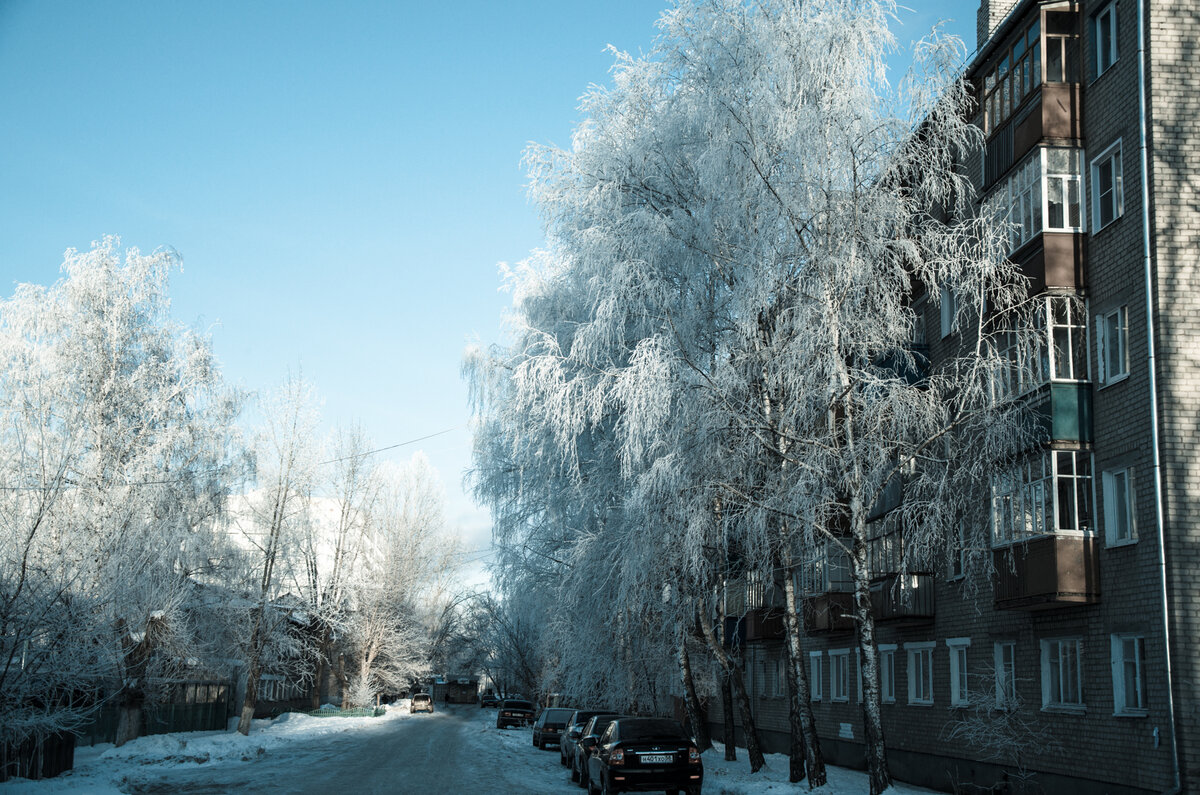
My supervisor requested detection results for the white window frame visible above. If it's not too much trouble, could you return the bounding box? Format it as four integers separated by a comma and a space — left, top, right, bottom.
1111, 634, 1147, 716
1102, 467, 1136, 546
830, 649, 851, 702
906, 642, 936, 706
1041, 638, 1085, 711
879, 645, 897, 704
948, 638, 972, 707
810, 651, 824, 702
991, 450, 1094, 545
1093, 2, 1119, 77
1091, 140, 1125, 231
1096, 305, 1129, 385
995, 641, 1017, 708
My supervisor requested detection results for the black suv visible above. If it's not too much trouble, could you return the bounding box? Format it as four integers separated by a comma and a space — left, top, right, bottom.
496, 699, 535, 729
586, 717, 702, 795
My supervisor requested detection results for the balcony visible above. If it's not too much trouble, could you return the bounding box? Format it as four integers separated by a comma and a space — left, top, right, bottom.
1014, 232, 1087, 294
986, 83, 1083, 189
1029, 382, 1093, 443
803, 592, 855, 633
743, 608, 785, 641
869, 573, 935, 623
993, 534, 1100, 610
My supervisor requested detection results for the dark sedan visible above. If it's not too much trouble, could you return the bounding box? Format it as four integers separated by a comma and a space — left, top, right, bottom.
586, 717, 702, 795
496, 699, 536, 729
533, 707, 576, 749
572, 713, 623, 789
561, 709, 612, 769
479, 694, 500, 708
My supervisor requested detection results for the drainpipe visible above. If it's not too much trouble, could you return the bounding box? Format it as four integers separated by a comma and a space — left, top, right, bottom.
1135, 0, 1181, 792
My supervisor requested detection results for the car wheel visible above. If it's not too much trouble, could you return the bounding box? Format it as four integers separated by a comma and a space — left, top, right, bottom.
601, 773, 618, 795
570, 758, 580, 783
560, 748, 568, 766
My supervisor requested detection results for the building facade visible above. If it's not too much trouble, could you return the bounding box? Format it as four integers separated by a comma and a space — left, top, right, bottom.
708, 1, 1199, 792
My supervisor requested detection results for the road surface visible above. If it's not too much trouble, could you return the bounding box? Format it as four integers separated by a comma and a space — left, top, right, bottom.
122, 704, 580, 795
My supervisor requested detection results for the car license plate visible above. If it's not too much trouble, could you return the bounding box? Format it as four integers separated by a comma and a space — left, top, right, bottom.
640, 754, 673, 764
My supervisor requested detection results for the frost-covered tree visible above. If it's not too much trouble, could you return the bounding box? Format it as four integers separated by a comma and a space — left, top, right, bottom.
234, 374, 319, 734
0, 237, 244, 748
472, 0, 1032, 791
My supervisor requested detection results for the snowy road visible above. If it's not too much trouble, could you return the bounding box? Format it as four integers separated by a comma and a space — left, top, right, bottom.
9, 702, 941, 794
119, 705, 577, 795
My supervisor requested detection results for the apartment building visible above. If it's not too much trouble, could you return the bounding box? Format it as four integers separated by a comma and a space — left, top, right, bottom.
708, 1, 1199, 792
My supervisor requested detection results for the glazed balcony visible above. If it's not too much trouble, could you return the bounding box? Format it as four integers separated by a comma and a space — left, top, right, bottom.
993, 534, 1100, 610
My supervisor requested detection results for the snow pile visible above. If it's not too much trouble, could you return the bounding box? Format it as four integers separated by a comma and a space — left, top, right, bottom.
4, 707, 408, 794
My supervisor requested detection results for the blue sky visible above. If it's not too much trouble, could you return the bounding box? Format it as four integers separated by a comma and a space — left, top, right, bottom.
0, 0, 973, 577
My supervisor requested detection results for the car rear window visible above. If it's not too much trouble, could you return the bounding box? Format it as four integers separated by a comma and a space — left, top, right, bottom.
505, 700, 534, 710
413, 694, 430, 701
613, 718, 687, 740
543, 708, 574, 721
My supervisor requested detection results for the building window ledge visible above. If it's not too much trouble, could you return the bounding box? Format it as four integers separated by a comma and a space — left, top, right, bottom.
1041, 704, 1087, 716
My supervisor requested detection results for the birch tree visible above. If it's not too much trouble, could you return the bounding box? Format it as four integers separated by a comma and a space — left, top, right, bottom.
475, 2, 1032, 792
235, 374, 319, 734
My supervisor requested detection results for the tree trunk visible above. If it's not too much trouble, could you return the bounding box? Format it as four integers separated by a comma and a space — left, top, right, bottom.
678, 638, 711, 750
337, 653, 350, 708
851, 515, 891, 795
311, 656, 326, 710
238, 605, 265, 735
697, 614, 764, 772
721, 669, 737, 761
113, 693, 143, 748
783, 571, 826, 786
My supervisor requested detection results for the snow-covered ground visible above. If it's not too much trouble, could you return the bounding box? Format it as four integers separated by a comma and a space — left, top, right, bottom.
6, 701, 938, 794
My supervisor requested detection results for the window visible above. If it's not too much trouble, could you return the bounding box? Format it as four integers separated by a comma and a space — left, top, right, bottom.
1044, 11, 1081, 83
983, 20, 1041, 134
880, 645, 897, 703
986, 148, 1084, 252
948, 638, 972, 707
940, 284, 957, 338
1111, 634, 1146, 715
995, 642, 1017, 708
1102, 468, 1136, 545
994, 295, 1080, 398
830, 650, 850, 702
1041, 638, 1084, 709
799, 541, 852, 595
1094, 3, 1119, 77
1091, 141, 1124, 230
906, 642, 935, 705
810, 652, 824, 701
992, 450, 1093, 544
1097, 305, 1129, 384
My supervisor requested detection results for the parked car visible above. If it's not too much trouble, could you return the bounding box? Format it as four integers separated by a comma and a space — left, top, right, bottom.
532, 707, 576, 749
586, 717, 702, 795
496, 698, 535, 729
479, 694, 500, 708
561, 709, 611, 769
572, 713, 622, 789
410, 693, 434, 714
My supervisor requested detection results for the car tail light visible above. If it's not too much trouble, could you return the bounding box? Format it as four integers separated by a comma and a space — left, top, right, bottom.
688, 746, 701, 764
610, 748, 625, 765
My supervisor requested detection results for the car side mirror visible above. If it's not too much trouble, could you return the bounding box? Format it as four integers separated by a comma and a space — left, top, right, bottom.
581, 736, 597, 748
568, 730, 581, 739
